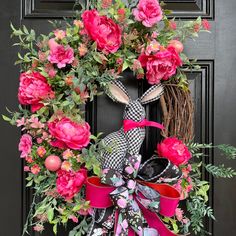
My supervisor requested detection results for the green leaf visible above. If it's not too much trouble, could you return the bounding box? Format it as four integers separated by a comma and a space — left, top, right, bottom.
47, 207, 54, 223
53, 223, 58, 235
2, 115, 11, 122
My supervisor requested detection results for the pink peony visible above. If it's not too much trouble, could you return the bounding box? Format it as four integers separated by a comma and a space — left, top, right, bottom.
82, 10, 122, 53
56, 169, 87, 200
48, 117, 91, 150
133, 0, 163, 27
18, 72, 55, 112
157, 137, 192, 166
48, 38, 74, 68
139, 46, 182, 84
18, 134, 32, 158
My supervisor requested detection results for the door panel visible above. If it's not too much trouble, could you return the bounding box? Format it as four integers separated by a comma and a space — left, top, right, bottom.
1, 0, 235, 235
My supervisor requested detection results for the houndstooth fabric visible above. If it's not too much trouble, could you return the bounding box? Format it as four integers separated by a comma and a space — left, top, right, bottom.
140, 84, 164, 104
100, 100, 147, 171
106, 80, 130, 103
101, 130, 128, 171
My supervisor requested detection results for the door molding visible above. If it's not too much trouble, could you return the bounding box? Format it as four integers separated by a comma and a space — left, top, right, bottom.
22, 0, 214, 19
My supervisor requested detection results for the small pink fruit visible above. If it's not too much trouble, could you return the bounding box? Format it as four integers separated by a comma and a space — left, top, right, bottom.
168, 40, 184, 53
45, 155, 62, 171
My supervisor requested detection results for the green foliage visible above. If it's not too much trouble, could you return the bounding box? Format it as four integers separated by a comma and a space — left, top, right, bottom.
69, 218, 91, 236
205, 164, 236, 178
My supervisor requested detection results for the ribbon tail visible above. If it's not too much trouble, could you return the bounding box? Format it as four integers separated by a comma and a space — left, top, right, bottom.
144, 120, 164, 130
138, 203, 180, 236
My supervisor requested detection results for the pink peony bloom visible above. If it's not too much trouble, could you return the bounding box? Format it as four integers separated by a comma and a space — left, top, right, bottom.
157, 137, 191, 166
133, 0, 163, 27
48, 38, 74, 68
48, 117, 91, 150
37, 146, 46, 157
56, 169, 87, 200
19, 134, 32, 158
82, 10, 122, 53
31, 164, 41, 175
18, 72, 55, 112
139, 46, 182, 84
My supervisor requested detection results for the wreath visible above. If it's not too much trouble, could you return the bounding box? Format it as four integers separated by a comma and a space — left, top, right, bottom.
3, 0, 236, 235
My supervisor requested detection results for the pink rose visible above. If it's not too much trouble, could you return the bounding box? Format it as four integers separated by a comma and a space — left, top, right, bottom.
139, 46, 182, 84
18, 72, 55, 112
18, 134, 32, 158
48, 117, 91, 150
133, 0, 163, 27
157, 137, 191, 166
82, 10, 122, 53
31, 164, 41, 175
48, 38, 74, 68
56, 169, 87, 200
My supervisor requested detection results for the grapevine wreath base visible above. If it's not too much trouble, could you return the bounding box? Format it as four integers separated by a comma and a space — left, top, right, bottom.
3, 0, 236, 235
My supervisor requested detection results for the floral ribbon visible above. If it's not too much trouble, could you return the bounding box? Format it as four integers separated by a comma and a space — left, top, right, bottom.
86, 154, 182, 236
123, 119, 164, 132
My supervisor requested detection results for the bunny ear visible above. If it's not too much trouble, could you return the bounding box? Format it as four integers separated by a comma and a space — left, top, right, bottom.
106, 80, 130, 104
140, 84, 164, 105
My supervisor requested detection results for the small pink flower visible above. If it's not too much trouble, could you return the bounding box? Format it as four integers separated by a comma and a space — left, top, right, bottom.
33, 224, 44, 232
69, 215, 78, 223
16, 117, 25, 127
175, 208, 183, 222
19, 134, 32, 158
25, 156, 33, 163
133, 0, 163, 27
29, 117, 44, 129
37, 146, 46, 157
61, 161, 72, 171
202, 19, 211, 31
78, 44, 88, 56
37, 138, 43, 144
182, 218, 189, 224
31, 164, 41, 175
48, 38, 74, 69
101, 0, 112, 9
24, 166, 30, 172
73, 20, 84, 28
151, 31, 159, 38
38, 51, 47, 62
48, 69, 57, 78
194, 23, 200, 32
127, 180, 136, 190
54, 29, 66, 40
169, 20, 177, 30
62, 149, 74, 159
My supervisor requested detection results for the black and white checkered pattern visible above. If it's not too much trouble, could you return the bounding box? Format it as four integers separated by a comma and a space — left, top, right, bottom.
140, 84, 164, 105
100, 81, 163, 172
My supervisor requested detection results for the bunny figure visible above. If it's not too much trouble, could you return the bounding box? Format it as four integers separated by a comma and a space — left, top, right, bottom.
100, 80, 164, 172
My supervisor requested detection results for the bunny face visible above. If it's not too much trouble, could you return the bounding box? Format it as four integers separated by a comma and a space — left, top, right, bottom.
123, 100, 145, 122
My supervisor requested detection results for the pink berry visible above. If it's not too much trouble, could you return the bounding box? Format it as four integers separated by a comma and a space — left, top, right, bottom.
45, 155, 62, 171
